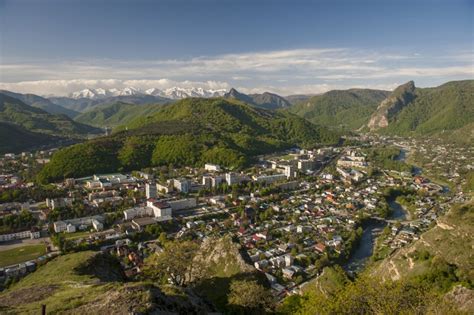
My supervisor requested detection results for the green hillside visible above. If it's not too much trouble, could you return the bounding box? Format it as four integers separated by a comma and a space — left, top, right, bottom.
0, 90, 79, 118
0, 251, 212, 314
49, 94, 171, 113
38, 98, 340, 182
279, 202, 474, 314
0, 122, 62, 154
380, 80, 474, 138
74, 102, 162, 128
224, 88, 292, 109
289, 89, 390, 130
0, 93, 101, 138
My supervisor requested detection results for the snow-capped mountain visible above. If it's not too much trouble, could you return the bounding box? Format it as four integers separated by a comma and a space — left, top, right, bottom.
69, 87, 227, 100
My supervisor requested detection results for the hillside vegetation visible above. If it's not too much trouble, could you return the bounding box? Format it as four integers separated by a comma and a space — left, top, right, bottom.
379, 80, 474, 138
0, 93, 100, 138
0, 90, 79, 118
74, 102, 162, 128
38, 98, 340, 182
279, 202, 474, 314
0, 122, 60, 154
224, 88, 292, 109
49, 94, 171, 113
289, 89, 390, 130
0, 251, 212, 314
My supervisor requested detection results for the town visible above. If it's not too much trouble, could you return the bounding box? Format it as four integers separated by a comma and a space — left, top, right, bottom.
0, 135, 471, 298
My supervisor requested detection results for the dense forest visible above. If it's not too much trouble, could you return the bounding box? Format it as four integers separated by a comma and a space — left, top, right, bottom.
37, 98, 340, 182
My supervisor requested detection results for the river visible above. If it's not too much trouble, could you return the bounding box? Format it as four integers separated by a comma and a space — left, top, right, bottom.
344, 148, 411, 273
343, 219, 386, 274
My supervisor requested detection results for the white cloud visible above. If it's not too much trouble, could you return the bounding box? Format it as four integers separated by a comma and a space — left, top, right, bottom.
0, 79, 230, 96
0, 48, 472, 96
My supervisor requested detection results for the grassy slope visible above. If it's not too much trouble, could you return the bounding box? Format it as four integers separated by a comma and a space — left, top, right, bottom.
373, 202, 474, 283
0, 249, 224, 314
0, 251, 123, 314
289, 89, 390, 130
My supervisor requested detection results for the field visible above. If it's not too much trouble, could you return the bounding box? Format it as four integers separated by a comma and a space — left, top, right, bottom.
63, 230, 92, 240
0, 244, 47, 267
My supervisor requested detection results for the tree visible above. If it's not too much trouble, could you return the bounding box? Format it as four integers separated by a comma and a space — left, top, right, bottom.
158, 232, 168, 245
144, 240, 200, 286
227, 280, 273, 314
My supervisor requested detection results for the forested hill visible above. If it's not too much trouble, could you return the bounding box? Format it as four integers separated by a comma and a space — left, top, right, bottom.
37, 98, 340, 182
0, 93, 101, 138
288, 89, 390, 130
373, 80, 474, 139
0, 90, 79, 118
0, 122, 61, 154
74, 102, 162, 128
224, 88, 292, 110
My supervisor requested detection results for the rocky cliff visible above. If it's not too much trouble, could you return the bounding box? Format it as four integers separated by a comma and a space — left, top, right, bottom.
367, 81, 416, 130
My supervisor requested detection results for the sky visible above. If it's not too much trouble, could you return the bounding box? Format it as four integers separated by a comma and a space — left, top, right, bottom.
0, 0, 472, 96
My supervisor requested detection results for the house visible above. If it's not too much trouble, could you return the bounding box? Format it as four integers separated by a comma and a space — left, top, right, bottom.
254, 259, 269, 270
282, 267, 295, 279
131, 217, 157, 231
204, 164, 221, 172
315, 243, 327, 253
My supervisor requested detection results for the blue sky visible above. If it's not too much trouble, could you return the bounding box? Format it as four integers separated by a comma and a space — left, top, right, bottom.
0, 0, 472, 95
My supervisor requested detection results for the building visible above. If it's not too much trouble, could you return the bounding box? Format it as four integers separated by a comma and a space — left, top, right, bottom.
204, 163, 221, 172
171, 179, 190, 193
202, 175, 224, 188
284, 254, 294, 267
202, 176, 212, 188
123, 207, 154, 221
45, 198, 73, 210
156, 183, 173, 194
131, 217, 158, 231
147, 200, 172, 220
225, 172, 244, 185
298, 159, 318, 172
0, 229, 41, 242
253, 174, 287, 184
168, 198, 197, 210
145, 183, 157, 199
53, 215, 105, 233
283, 165, 296, 178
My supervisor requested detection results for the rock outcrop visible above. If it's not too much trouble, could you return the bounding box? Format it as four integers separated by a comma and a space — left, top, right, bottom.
367, 81, 416, 130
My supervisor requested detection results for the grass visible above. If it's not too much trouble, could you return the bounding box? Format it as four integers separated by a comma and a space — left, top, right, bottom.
63, 230, 92, 240
0, 244, 47, 268
0, 251, 124, 314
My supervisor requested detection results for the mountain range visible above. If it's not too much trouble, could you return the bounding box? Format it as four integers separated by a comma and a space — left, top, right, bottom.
68, 86, 227, 100
1, 79, 472, 154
